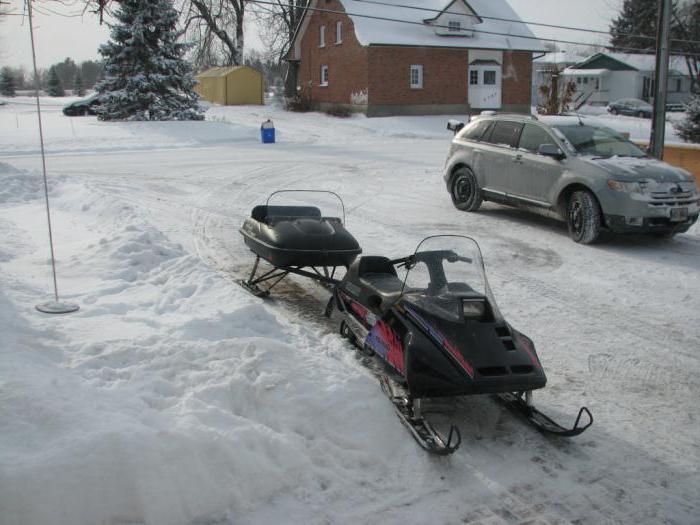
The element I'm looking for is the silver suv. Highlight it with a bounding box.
[443,114,699,243]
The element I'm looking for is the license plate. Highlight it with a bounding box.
[670,207,688,222]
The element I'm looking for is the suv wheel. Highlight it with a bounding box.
[450,167,483,212]
[567,190,602,244]
[610,108,618,115]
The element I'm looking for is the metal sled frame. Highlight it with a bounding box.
[240,254,343,298]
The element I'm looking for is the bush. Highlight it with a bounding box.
[325,104,352,118]
[675,96,700,143]
[284,94,313,112]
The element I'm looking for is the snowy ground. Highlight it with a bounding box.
[1,98,699,525]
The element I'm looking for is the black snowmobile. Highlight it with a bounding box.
[334,235,592,455]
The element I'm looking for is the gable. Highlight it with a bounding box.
[423,0,482,37]
[574,53,638,71]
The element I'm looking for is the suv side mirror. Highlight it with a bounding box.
[538,143,565,159]
[447,119,465,134]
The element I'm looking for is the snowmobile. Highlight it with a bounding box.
[334,235,592,455]
[239,194,592,455]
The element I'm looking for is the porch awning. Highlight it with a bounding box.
[561,68,610,76]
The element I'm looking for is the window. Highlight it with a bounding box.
[675,78,682,92]
[577,77,581,84]
[460,119,492,141]
[320,65,328,86]
[583,77,588,84]
[448,20,461,32]
[518,124,555,153]
[410,65,423,89]
[469,70,478,85]
[483,70,496,85]
[320,25,325,47]
[485,121,523,148]
[336,21,342,44]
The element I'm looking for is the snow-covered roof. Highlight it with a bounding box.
[196,66,257,78]
[573,52,692,76]
[290,0,546,57]
[339,0,545,51]
[533,51,584,65]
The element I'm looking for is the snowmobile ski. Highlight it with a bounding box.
[379,375,462,456]
[494,392,593,437]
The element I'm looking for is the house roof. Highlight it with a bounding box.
[289,0,546,57]
[340,0,545,51]
[571,52,692,76]
[533,51,583,65]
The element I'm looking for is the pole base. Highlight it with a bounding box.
[36,301,80,314]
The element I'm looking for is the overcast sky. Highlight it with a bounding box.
[2,0,621,70]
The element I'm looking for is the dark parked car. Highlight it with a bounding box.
[606,98,653,118]
[62,94,101,116]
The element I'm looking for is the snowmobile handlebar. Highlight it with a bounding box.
[391,250,473,270]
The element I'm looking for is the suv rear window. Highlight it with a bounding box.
[460,119,492,141]
[486,121,523,148]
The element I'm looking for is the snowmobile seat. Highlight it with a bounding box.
[358,256,404,311]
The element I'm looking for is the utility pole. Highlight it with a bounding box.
[649,0,672,160]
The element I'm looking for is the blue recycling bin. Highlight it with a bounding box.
[261,119,275,144]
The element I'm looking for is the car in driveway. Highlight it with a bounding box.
[606,98,653,118]
[62,94,101,116]
[443,114,699,243]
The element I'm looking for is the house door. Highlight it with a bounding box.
[468,63,502,109]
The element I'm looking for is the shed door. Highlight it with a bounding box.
[468,63,502,109]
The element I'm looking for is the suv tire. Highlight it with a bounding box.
[450,167,483,212]
[567,190,602,244]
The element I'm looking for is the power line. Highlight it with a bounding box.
[248,0,700,58]
[351,0,700,47]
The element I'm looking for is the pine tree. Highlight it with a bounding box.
[675,96,700,143]
[610,0,658,51]
[47,66,65,97]
[73,71,85,96]
[0,67,16,97]
[95,0,203,121]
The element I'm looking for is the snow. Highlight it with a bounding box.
[337,0,546,51]
[1,98,699,525]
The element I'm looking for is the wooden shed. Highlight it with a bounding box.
[194,66,264,105]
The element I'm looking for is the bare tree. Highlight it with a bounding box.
[252,0,308,63]
[182,0,247,67]
[538,65,577,115]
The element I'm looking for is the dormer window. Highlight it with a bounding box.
[448,20,461,32]
[424,0,480,37]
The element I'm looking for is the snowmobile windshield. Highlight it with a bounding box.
[266,190,346,224]
[399,236,502,323]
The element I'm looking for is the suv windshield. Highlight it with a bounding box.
[553,125,646,158]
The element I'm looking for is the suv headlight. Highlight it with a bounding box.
[607,180,644,193]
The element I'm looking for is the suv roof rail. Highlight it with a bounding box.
[473,111,539,121]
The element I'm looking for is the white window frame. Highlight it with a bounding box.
[320,25,325,47]
[320,65,329,86]
[336,21,342,44]
[410,65,423,89]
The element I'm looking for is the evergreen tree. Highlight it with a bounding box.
[610,0,658,51]
[675,96,700,143]
[73,71,85,96]
[0,67,16,96]
[95,0,203,121]
[47,66,65,97]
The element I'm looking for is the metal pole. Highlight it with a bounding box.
[649,0,672,160]
[27,0,79,315]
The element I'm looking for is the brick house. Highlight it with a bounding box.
[287,0,546,116]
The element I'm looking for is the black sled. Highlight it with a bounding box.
[239,190,361,296]
[335,235,592,455]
